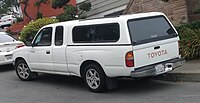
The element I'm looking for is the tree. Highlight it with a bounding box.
[52,0,91,21]
[0,0,19,14]
[51,0,70,9]
[20,0,32,20]
[78,1,91,18]
[56,4,77,21]
[0,0,33,21]
[34,0,49,19]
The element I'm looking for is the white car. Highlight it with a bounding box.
[13,12,184,92]
[0,15,17,29]
[0,32,24,65]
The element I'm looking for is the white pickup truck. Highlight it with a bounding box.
[13,12,184,92]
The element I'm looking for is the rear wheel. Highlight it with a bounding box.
[15,59,38,81]
[83,64,107,93]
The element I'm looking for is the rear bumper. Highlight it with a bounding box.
[0,60,13,65]
[0,52,13,66]
[0,21,12,27]
[131,58,185,77]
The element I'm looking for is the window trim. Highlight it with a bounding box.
[55,26,64,46]
[32,27,53,47]
[72,23,120,43]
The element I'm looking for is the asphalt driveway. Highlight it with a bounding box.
[0,65,200,103]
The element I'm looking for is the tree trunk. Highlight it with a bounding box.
[23,0,32,21]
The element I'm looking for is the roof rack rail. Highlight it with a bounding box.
[79,15,121,21]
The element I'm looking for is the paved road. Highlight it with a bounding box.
[0,65,200,103]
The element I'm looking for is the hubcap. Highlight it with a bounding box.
[86,69,100,89]
[17,63,30,79]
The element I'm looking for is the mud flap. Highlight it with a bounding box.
[106,77,118,90]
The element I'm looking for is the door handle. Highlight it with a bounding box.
[46,50,50,54]
[30,50,35,53]
[154,46,160,50]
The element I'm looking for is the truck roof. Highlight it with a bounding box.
[44,12,165,28]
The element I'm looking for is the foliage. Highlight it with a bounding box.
[193,8,200,14]
[176,21,200,59]
[56,4,77,21]
[0,0,19,14]
[176,21,200,30]
[79,1,91,13]
[16,17,23,22]
[36,12,43,19]
[34,0,49,19]
[20,18,59,45]
[51,0,70,9]
[21,0,32,20]
[56,1,91,21]
[34,0,48,7]
[78,0,91,18]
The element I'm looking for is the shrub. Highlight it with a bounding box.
[176,21,200,30]
[20,18,59,45]
[176,21,200,59]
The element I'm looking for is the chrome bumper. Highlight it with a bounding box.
[131,58,185,78]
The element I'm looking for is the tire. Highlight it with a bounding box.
[15,59,38,81]
[83,64,107,93]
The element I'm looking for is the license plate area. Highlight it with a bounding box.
[155,64,165,75]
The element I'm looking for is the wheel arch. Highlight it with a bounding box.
[14,57,27,66]
[80,60,106,77]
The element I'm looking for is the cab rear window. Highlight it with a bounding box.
[128,16,177,45]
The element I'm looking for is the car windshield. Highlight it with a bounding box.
[0,33,16,43]
[128,16,177,45]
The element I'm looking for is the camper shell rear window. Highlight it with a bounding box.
[128,15,177,45]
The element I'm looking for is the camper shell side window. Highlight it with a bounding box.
[72,23,120,43]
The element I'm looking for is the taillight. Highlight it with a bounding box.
[15,44,25,49]
[125,51,134,67]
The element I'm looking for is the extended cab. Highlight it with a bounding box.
[13,12,184,92]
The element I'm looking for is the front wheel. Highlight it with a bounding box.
[15,60,38,81]
[83,64,107,93]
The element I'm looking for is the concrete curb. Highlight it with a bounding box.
[154,59,200,82]
[155,72,200,82]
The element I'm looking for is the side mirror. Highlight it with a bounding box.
[29,36,34,40]
[25,36,34,46]
[31,43,35,47]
